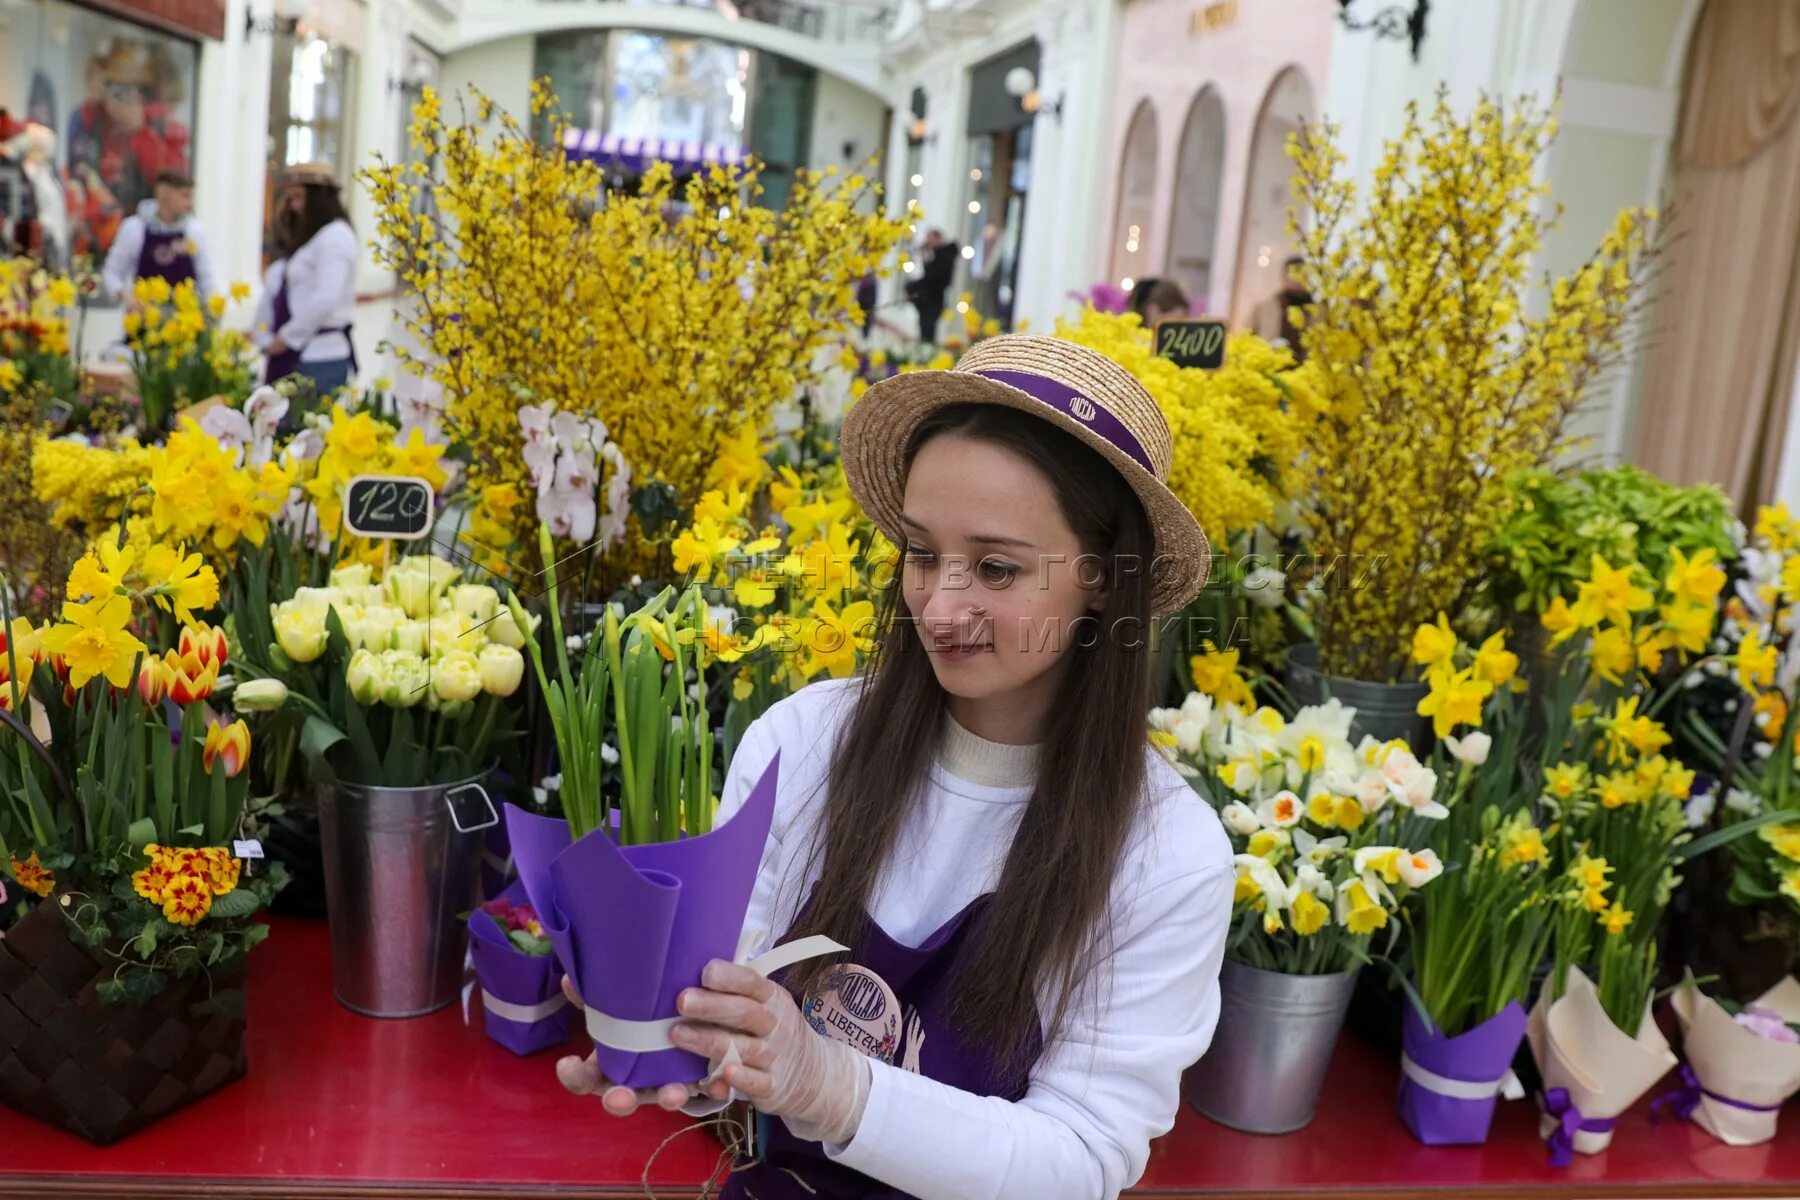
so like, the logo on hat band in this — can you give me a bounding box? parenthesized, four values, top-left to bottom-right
(971, 368, 1154, 475)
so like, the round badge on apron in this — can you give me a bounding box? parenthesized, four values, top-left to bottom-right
(801, 964, 900, 1064)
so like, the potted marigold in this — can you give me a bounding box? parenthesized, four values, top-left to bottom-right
(1282, 90, 1656, 740)
(0, 541, 284, 1144)
(1150, 684, 1446, 1134)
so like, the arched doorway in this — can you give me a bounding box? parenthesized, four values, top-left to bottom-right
(1165, 86, 1226, 312)
(1230, 65, 1314, 331)
(1109, 99, 1160, 289)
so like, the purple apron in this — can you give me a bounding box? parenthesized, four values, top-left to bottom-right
(137, 226, 196, 289)
(723, 894, 1041, 1200)
(264, 272, 356, 385)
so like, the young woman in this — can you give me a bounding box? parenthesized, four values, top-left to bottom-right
(559, 336, 1235, 1199)
(263, 161, 358, 397)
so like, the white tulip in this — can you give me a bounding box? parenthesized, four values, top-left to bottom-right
(1221, 802, 1262, 836)
(1444, 730, 1492, 766)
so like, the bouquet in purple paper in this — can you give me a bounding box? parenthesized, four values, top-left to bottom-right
(500, 526, 783, 1088)
(469, 887, 575, 1056)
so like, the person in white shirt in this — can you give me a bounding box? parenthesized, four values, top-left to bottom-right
(556, 336, 1235, 1200)
(264, 161, 359, 398)
(100, 169, 219, 307)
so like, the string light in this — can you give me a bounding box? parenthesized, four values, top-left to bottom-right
(910, 173, 923, 187)
(968, 201, 981, 214)
(1121, 276, 1136, 290)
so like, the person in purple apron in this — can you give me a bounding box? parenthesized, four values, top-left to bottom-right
(263, 161, 358, 398)
(556, 336, 1237, 1199)
(99, 168, 218, 307)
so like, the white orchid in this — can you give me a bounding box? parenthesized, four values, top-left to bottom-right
(1684, 789, 1718, 829)
(200, 406, 255, 464)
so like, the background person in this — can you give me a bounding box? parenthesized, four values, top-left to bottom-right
(1128, 276, 1191, 330)
(101, 168, 217, 306)
(263, 161, 359, 397)
(905, 227, 959, 347)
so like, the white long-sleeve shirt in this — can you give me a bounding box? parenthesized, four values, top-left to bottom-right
(277, 218, 358, 363)
(716, 676, 1235, 1200)
(101, 200, 220, 303)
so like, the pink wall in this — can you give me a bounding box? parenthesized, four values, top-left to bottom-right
(1101, 0, 1336, 320)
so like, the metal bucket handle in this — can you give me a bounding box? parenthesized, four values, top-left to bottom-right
(444, 781, 499, 834)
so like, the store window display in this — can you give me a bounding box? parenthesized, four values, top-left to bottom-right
(0, 0, 197, 286)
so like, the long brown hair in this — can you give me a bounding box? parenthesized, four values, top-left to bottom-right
(784, 403, 1156, 1068)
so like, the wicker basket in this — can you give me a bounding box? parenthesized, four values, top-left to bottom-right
(0, 899, 247, 1144)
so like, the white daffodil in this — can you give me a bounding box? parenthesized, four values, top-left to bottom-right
(1220, 801, 1262, 835)
(1233, 854, 1288, 911)
(1396, 849, 1444, 888)
(1258, 790, 1304, 829)
(1292, 826, 1348, 866)
(1444, 730, 1492, 766)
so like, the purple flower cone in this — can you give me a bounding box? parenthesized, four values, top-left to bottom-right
(1398, 1000, 1529, 1145)
(469, 881, 575, 1056)
(505, 751, 781, 1089)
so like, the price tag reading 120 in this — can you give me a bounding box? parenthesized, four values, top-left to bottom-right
(1154, 319, 1227, 370)
(343, 474, 434, 540)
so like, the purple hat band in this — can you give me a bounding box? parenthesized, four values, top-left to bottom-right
(971, 369, 1155, 475)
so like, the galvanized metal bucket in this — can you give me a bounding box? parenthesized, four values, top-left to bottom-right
(317, 773, 498, 1018)
(1285, 641, 1430, 753)
(1184, 960, 1359, 1134)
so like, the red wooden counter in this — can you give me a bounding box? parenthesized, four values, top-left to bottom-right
(2, 917, 1798, 1199)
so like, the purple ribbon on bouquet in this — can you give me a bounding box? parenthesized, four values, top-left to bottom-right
(1542, 1088, 1616, 1168)
(1650, 1063, 1783, 1125)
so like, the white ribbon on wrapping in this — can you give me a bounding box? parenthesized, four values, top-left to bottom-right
(584, 933, 848, 1053)
(1401, 1053, 1526, 1102)
(482, 989, 570, 1024)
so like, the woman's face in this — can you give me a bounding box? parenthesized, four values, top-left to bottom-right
(900, 432, 1104, 709)
(284, 183, 307, 214)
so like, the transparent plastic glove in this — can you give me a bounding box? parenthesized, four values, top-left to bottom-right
(672, 958, 873, 1146)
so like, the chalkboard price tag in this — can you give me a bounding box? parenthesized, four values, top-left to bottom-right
(1154, 319, 1227, 370)
(344, 474, 434, 540)
(45, 400, 74, 430)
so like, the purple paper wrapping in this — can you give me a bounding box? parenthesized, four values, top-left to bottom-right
(506, 751, 781, 1089)
(469, 880, 575, 1056)
(1398, 1000, 1529, 1145)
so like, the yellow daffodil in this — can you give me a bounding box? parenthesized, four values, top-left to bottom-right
(38, 594, 146, 688)
(1737, 628, 1779, 692)
(1410, 612, 1458, 673)
(1292, 890, 1330, 936)
(1189, 642, 1255, 710)
(1589, 623, 1636, 685)
(1472, 632, 1519, 687)
(1600, 902, 1634, 936)
(1542, 763, 1587, 801)
(1541, 594, 1581, 645)
(1572, 555, 1654, 630)
(1665, 546, 1726, 607)
(1659, 601, 1713, 657)
(1759, 822, 1800, 863)
(65, 540, 136, 601)
(1416, 666, 1491, 738)
(1339, 881, 1389, 935)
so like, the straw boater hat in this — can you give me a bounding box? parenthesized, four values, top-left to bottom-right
(283, 161, 339, 188)
(841, 334, 1210, 616)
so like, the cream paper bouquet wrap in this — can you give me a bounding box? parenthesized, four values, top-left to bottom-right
(1526, 967, 1676, 1160)
(1665, 976, 1800, 1145)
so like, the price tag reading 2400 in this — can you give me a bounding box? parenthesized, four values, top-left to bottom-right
(343, 474, 434, 540)
(1154, 319, 1227, 370)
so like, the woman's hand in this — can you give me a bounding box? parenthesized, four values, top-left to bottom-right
(554, 975, 710, 1115)
(670, 959, 872, 1145)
